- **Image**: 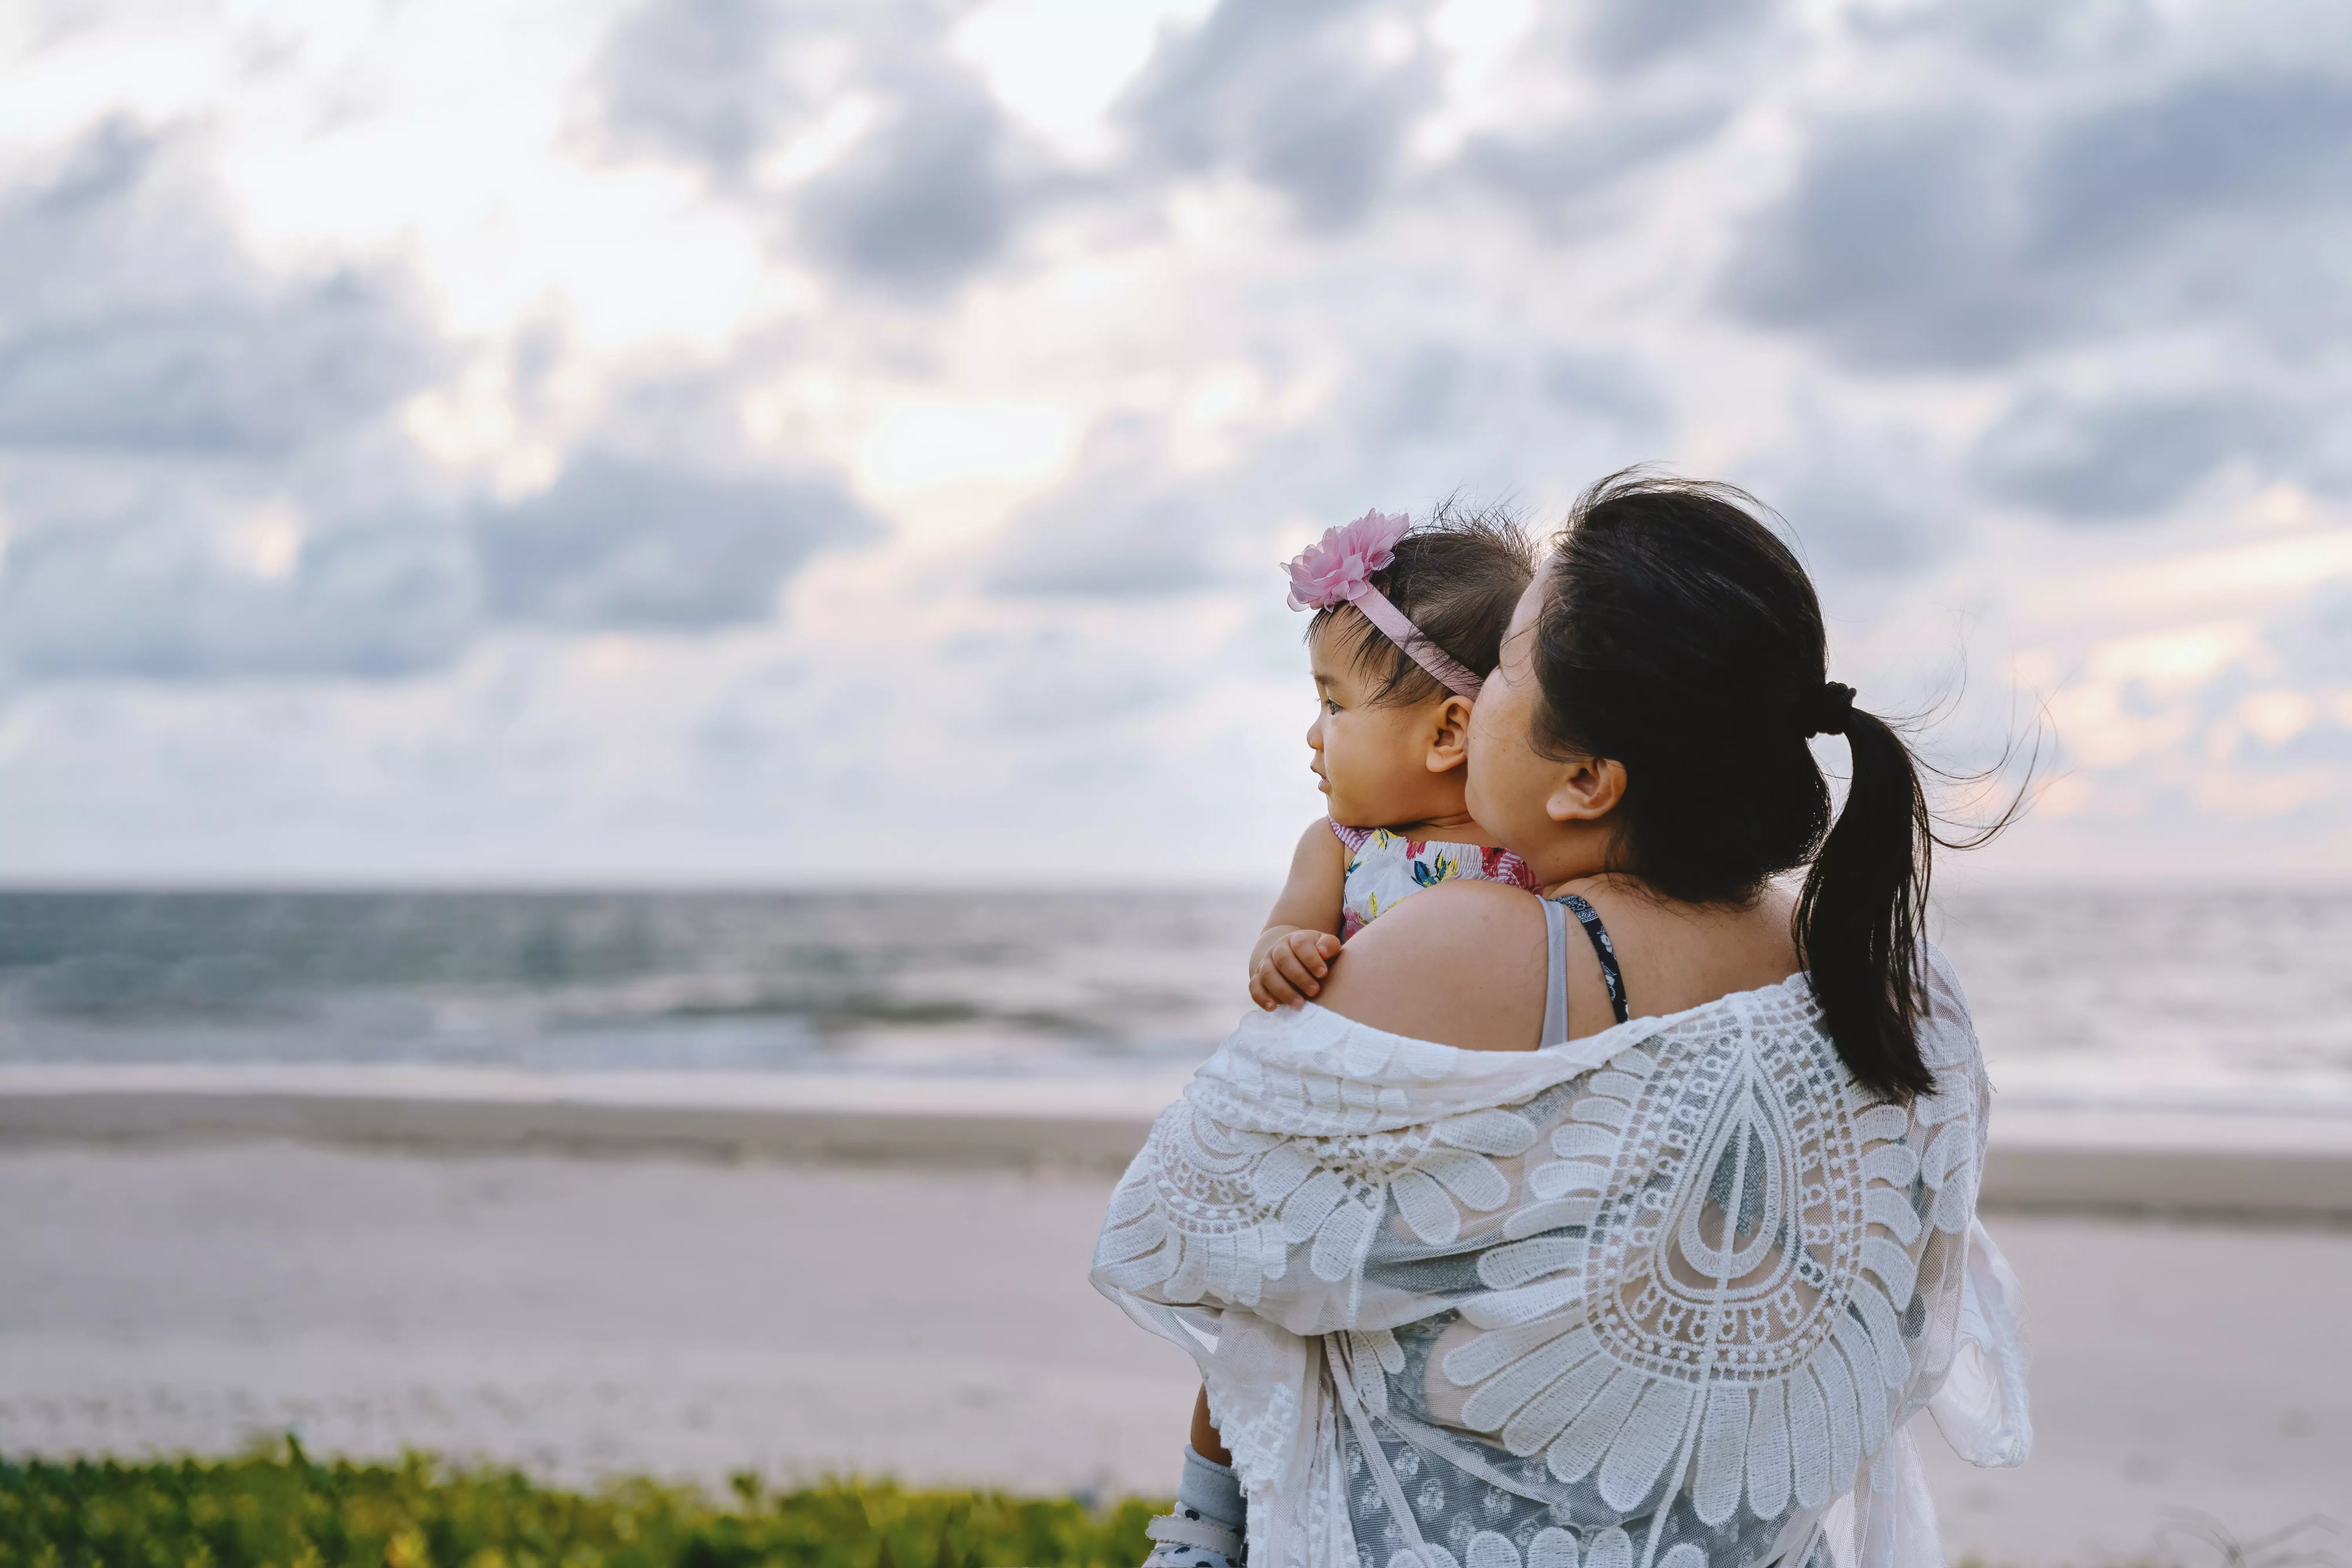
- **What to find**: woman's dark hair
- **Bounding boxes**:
[1312,502,1534,706]
[1530,470,1973,1101]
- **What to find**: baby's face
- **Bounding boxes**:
[1306,616,1460,828]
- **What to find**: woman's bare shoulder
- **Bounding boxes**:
[1316,881,1549,1052]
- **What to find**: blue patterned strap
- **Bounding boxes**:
[1554,893,1630,1026]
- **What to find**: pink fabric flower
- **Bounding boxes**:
[1284,509,1410,610]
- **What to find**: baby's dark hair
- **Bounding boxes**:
[1310,501,1534,706]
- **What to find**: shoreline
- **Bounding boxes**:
[7,1062,2352,1221]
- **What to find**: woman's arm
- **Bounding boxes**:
[1310,880,1551,1051]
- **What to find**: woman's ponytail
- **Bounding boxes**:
[1795,703,1936,1102]
[1530,472,2004,1108]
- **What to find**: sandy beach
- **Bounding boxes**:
[2,1142,2344,1565]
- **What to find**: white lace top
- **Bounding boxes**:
[1092,915,2029,1568]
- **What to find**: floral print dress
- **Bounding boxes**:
[1330,822,1539,940]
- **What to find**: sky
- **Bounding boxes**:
[1,0,2350,887]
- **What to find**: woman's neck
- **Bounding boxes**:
[1382,808,1492,842]
[1540,867,1643,901]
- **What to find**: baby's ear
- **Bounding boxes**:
[1425,695,1475,773]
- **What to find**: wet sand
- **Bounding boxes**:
[2,1145,2344,1564]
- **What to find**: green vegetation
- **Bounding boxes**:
[0,1443,1163,1568]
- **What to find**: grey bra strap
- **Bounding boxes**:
[1539,896,1570,1047]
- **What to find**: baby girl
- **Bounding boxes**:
[1248,505,1540,1011]
[1146,505,1537,1568]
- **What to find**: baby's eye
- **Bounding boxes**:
[1324,698,1341,715]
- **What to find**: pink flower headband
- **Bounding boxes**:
[1284,509,1485,700]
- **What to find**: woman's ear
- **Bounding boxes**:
[1545,755,1626,824]
[1424,695,1475,774]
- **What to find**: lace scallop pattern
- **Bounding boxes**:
[1091,948,2017,1568]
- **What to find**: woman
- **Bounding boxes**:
[1093,475,2030,1568]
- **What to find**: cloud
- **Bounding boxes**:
[591,0,1040,294]
[1537,350,1670,432]
[988,337,1672,601]
[1722,420,1963,577]
[1584,0,1772,69]
[1775,478,1948,576]
[1974,391,2305,520]
[1120,0,1439,229]
[1726,64,2352,371]
[0,276,437,457]
[0,118,475,681]
[476,453,871,629]
[793,70,1024,294]
[986,417,1221,597]
[0,516,478,681]
[1463,101,1729,220]
[2276,581,2352,686]
[1722,110,2056,369]
[1851,0,2158,70]
[2028,69,2352,260]
[0,450,877,679]
[1369,344,1663,448]
[0,114,877,680]
[0,120,441,456]
[0,118,248,323]
[591,0,792,179]
[1441,0,1756,224]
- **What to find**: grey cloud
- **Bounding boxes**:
[990,338,1676,602]
[1726,67,2352,370]
[1850,0,2157,70]
[1318,340,1670,523]
[592,0,1037,294]
[1775,479,1945,576]
[1973,391,2304,519]
[795,77,1020,294]
[477,454,871,629]
[0,517,477,681]
[0,115,877,680]
[1368,346,1499,445]
[1121,0,1439,229]
[0,119,246,323]
[0,450,877,680]
[2029,70,2352,260]
[1728,423,1961,579]
[1448,0,1755,222]
[0,274,438,457]
[1368,344,1664,447]
[2305,415,2352,497]
[1463,104,1728,218]
[0,120,441,456]
[1722,111,2056,368]
[1539,351,1669,430]
[2276,581,2352,685]
[1585,0,1772,69]
[0,118,481,682]
[986,420,1219,597]
[592,0,791,178]
[988,491,1218,597]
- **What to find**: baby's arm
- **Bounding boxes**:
[1248,820,1348,1010]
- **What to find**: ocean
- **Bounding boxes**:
[1,888,2348,1110]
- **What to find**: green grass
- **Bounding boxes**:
[0,1442,1163,1568]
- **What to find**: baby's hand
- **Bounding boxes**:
[1250,928,1344,1011]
